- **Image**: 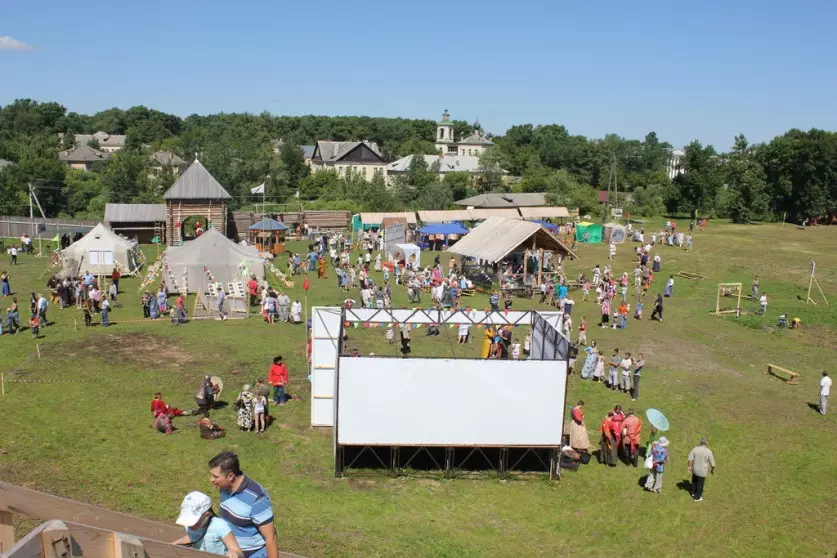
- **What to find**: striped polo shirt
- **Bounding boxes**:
[219,475,274,556]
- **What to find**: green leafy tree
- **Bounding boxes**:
[475,149,506,193]
[98,150,150,203]
[443,171,472,202]
[673,141,722,219]
[724,135,769,223]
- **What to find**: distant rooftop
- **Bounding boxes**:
[454,192,547,208]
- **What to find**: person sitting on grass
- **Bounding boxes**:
[151,392,187,418]
[198,414,226,440]
[173,491,243,557]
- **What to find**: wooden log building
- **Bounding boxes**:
[163,159,232,246]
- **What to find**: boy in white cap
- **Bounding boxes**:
[172,491,244,558]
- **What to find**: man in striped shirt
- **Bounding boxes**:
[208,452,277,558]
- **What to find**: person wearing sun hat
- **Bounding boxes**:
[644,436,669,493]
[172,491,244,558]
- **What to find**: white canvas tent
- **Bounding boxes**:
[162,228,264,294]
[60,223,140,276]
[395,243,421,268]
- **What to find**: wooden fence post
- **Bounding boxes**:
[0,509,15,553]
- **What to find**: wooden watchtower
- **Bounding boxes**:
[163,159,232,246]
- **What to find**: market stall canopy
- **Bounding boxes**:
[249,218,289,231]
[529,220,559,232]
[417,209,473,223]
[446,217,577,264]
[163,228,264,293]
[467,208,521,220]
[418,222,469,235]
[359,212,417,225]
[575,221,603,244]
[518,206,571,219]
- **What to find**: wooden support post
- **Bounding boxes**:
[112,531,146,558]
[537,249,543,288]
[0,510,15,553]
[40,522,73,558]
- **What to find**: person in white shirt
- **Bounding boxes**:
[619,353,634,393]
[457,323,470,344]
[9,245,18,265]
[759,293,768,315]
[820,371,832,416]
[511,340,521,360]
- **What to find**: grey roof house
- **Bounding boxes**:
[59,144,111,170]
[58,131,127,152]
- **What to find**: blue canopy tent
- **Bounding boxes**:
[418,222,469,250]
[529,220,559,233]
[249,218,289,254]
[418,222,469,235]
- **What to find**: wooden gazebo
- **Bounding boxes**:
[163,159,232,246]
[249,218,289,255]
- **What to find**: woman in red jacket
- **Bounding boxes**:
[268,355,289,405]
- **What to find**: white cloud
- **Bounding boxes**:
[0,36,33,51]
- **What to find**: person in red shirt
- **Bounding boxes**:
[622,409,643,467]
[150,392,185,417]
[599,411,617,467]
[111,267,121,293]
[247,276,258,306]
[268,355,289,405]
[175,294,186,324]
[609,405,626,451]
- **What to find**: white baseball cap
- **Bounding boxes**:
[176,491,212,527]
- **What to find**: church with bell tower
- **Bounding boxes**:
[434,109,494,157]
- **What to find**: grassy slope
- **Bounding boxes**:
[0,221,835,557]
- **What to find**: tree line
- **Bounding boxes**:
[0,98,834,223]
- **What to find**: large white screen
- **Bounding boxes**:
[337,357,566,446]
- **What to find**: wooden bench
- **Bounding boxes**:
[766,364,800,385]
[460,289,475,297]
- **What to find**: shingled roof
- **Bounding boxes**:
[163,160,231,200]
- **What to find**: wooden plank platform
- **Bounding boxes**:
[766,364,800,385]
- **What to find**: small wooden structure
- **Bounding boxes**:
[716,282,743,316]
[766,363,800,385]
[0,482,301,558]
[249,218,289,255]
[676,271,706,280]
[164,159,232,246]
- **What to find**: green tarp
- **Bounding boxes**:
[575,222,603,244]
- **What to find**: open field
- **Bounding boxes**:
[1,220,836,557]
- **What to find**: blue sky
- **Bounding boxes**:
[1,0,835,150]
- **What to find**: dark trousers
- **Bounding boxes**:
[143,306,150,318]
[10,255,16,265]
[273,385,286,404]
[113,279,119,292]
[632,375,641,399]
[651,307,663,321]
[692,474,706,500]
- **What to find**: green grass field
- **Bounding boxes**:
[1,220,836,557]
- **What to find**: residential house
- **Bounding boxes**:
[149,151,188,175]
[434,110,494,156]
[310,140,387,179]
[386,153,508,186]
[667,148,685,179]
[58,144,111,171]
[58,131,127,153]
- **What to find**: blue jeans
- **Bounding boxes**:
[101,308,109,326]
[273,385,286,404]
[620,315,627,329]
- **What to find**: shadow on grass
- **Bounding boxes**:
[676,479,694,495]
[807,402,823,413]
